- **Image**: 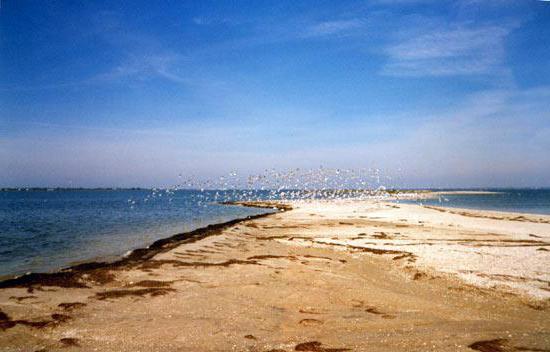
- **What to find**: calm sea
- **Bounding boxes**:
[0,190,273,279]
[398,189,550,215]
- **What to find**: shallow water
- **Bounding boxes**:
[398,189,550,215]
[0,190,273,278]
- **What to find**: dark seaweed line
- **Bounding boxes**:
[0,203,288,290]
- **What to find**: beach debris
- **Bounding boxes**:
[468,339,508,352]
[93,288,176,300]
[294,341,350,352]
[0,309,68,331]
[58,302,87,311]
[59,337,80,347]
[298,318,323,326]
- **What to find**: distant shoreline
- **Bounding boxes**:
[0,187,150,192]
[1,187,547,192]
[432,190,502,195]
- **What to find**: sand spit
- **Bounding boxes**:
[0,200,548,351]
[432,191,502,195]
[272,201,550,299]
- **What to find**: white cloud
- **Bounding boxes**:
[91,53,192,85]
[382,23,516,77]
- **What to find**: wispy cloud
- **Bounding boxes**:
[92,53,189,84]
[382,23,516,77]
[302,19,365,38]
[0,53,190,91]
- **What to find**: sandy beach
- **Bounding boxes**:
[1,200,549,351]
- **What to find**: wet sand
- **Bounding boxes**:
[0,200,549,351]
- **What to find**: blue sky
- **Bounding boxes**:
[1,0,550,188]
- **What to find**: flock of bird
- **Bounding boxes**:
[133,167,415,207]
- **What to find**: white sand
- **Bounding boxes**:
[276,200,550,299]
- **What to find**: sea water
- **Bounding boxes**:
[399,189,550,215]
[0,190,272,279]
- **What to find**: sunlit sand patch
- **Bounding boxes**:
[248,200,550,300]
